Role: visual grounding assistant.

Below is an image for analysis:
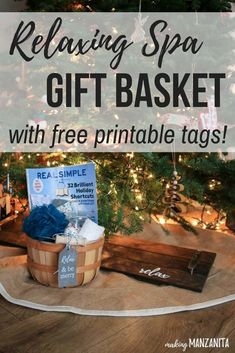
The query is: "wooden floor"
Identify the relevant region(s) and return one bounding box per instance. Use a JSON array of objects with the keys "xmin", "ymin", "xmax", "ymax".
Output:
[{"xmin": 0, "ymin": 218, "xmax": 234, "ymax": 353}]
